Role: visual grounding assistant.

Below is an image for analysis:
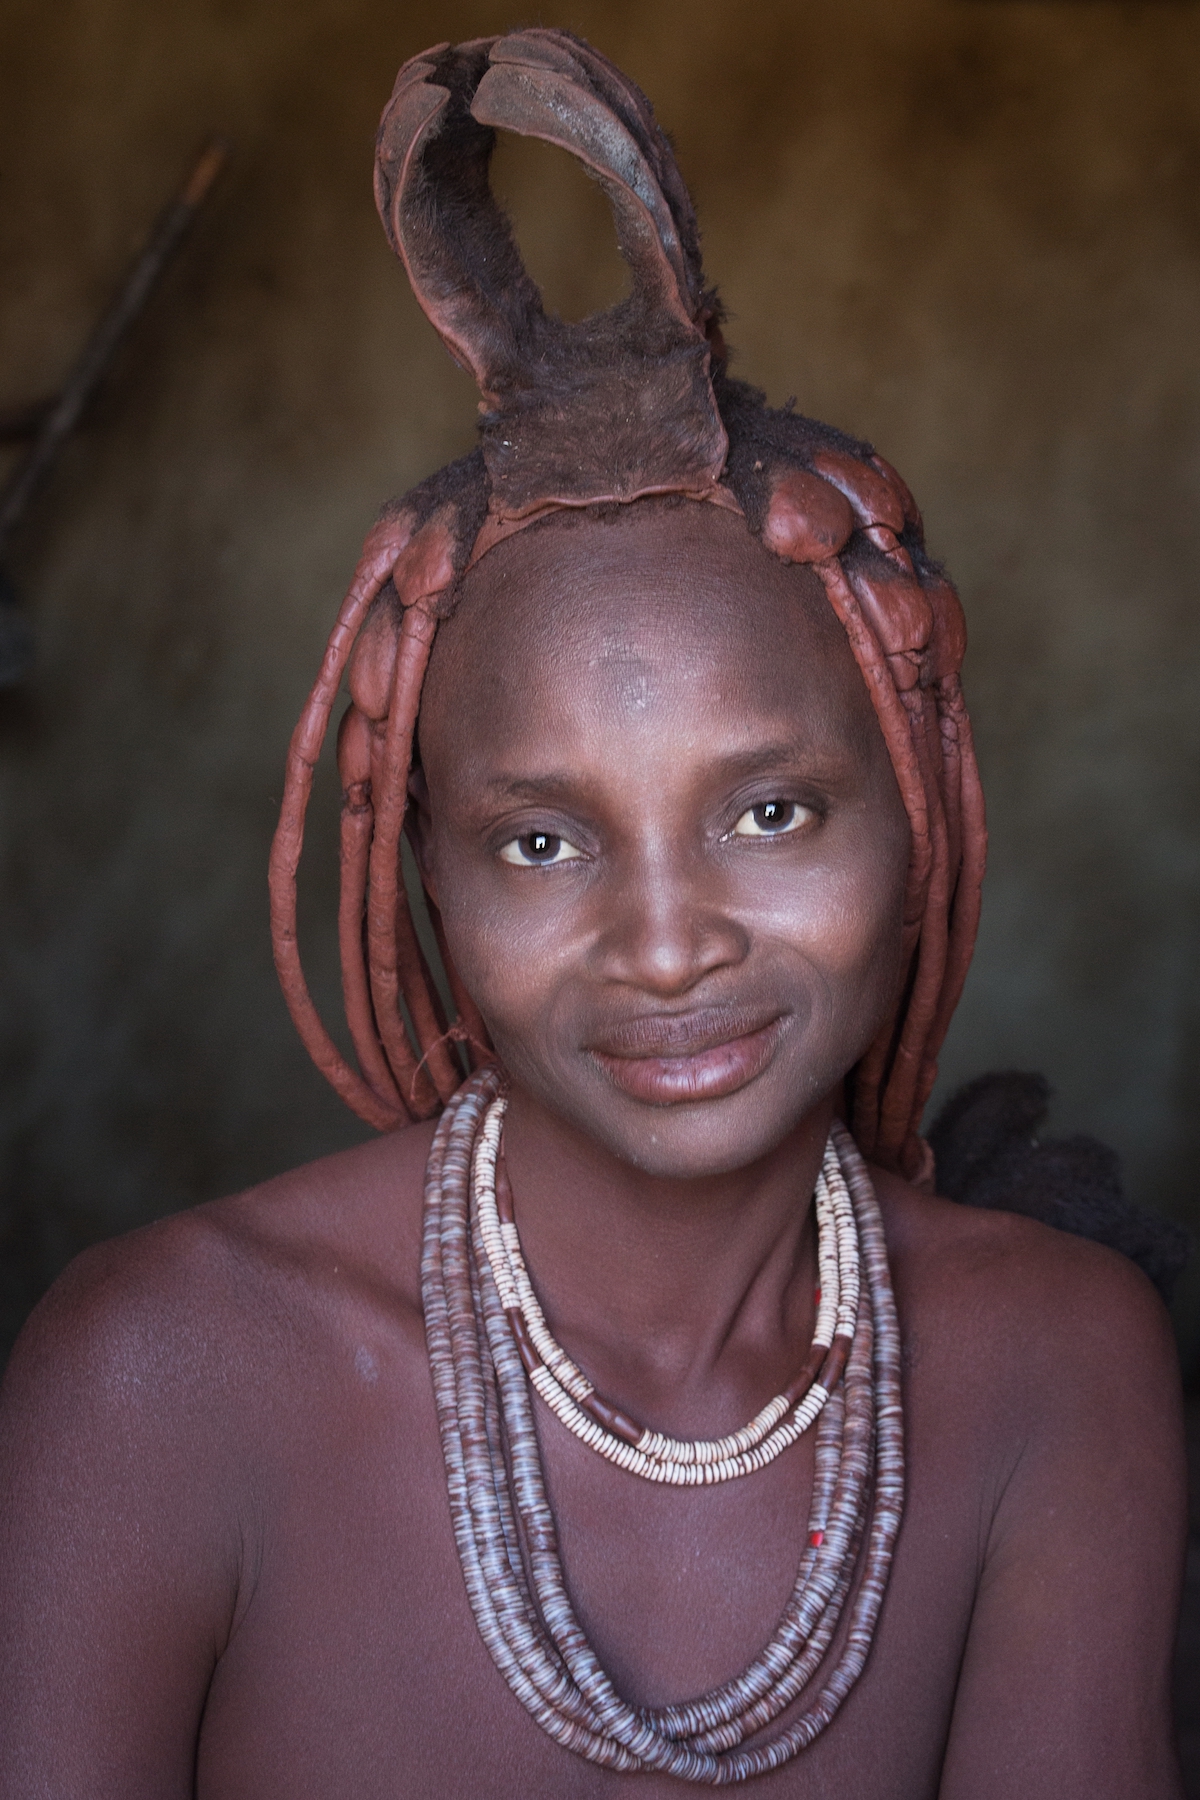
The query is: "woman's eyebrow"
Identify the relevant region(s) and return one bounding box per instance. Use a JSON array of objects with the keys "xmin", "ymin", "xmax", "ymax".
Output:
[
  {"xmin": 700, "ymin": 740, "xmax": 848, "ymax": 781},
  {"xmin": 477, "ymin": 741, "xmax": 852, "ymax": 806},
  {"xmin": 477, "ymin": 772, "xmax": 583, "ymax": 805}
]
